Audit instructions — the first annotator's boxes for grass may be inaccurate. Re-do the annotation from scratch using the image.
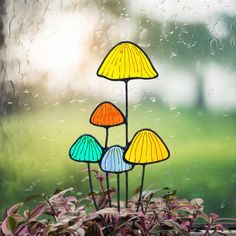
[0,100,236,217]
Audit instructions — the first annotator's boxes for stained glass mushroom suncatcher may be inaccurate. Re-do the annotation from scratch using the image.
[90,102,125,207]
[97,41,158,207]
[124,129,170,211]
[100,145,133,211]
[68,41,170,213]
[69,134,103,210]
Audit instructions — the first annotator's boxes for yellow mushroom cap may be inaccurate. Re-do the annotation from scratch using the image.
[124,129,170,165]
[97,41,158,81]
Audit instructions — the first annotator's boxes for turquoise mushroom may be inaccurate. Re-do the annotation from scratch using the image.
[69,134,103,210]
[69,134,103,163]
[100,145,133,211]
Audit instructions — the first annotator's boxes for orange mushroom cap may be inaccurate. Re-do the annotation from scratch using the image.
[90,102,125,128]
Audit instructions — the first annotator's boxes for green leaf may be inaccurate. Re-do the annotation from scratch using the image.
[162,190,177,201]
[7,216,17,234]
[6,202,24,216]
[149,223,174,234]
[132,185,141,196]
[76,198,92,207]
[164,220,181,231]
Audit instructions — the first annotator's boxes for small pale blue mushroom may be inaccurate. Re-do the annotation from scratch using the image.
[100,145,133,174]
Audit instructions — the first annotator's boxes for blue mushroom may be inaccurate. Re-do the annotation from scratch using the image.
[100,145,133,173]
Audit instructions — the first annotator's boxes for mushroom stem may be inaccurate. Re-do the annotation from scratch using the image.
[117,173,120,212]
[106,173,112,207]
[125,172,128,207]
[105,127,109,149]
[87,163,98,211]
[105,127,112,207]
[125,81,129,145]
[125,80,129,208]
[137,165,146,212]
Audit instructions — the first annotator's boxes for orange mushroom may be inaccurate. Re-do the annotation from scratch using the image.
[90,101,125,128]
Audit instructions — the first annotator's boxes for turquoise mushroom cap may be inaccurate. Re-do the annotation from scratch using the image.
[100,145,133,174]
[69,134,103,163]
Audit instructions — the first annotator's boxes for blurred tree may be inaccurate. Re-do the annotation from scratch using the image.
[133,15,236,107]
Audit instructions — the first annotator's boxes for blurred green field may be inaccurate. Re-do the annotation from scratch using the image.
[0,100,236,217]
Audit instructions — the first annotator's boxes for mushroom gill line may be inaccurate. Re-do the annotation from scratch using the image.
[106,46,122,78]
[111,51,123,78]
[136,49,154,78]
[100,44,120,77]
[132,132,143,163]
[147,132,154,163]
[155,134,165,161]
[129,46,140,74]
[71,138,83,159]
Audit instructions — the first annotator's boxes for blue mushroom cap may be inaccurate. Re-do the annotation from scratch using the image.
[69,134,103,163]
[100,145,133,173]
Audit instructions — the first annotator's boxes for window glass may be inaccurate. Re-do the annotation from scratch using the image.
[0,0,235,217]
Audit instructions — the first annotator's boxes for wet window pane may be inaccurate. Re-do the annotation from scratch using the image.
[0,0,235,218]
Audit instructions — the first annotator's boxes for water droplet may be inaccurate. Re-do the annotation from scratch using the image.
[208,88,217,97]
[53,102,60,106]
[220,200,226,208]
[231,173,236,183]
[139,28,148,41]
[210,39,217,55]
[80,108,87,113]
[82,176,89,182]
[230,38,236,47]
[175,111,181,118]
[150,97,156,103]
[184,177,191,181]
[170,52,177,58]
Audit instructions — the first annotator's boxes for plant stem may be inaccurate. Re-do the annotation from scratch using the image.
[87,163,98,210]
[137,165,146,212]
[117,173,120,212]
[125,80,129,208]
[43,196,58,220]
[105,127,112,207]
